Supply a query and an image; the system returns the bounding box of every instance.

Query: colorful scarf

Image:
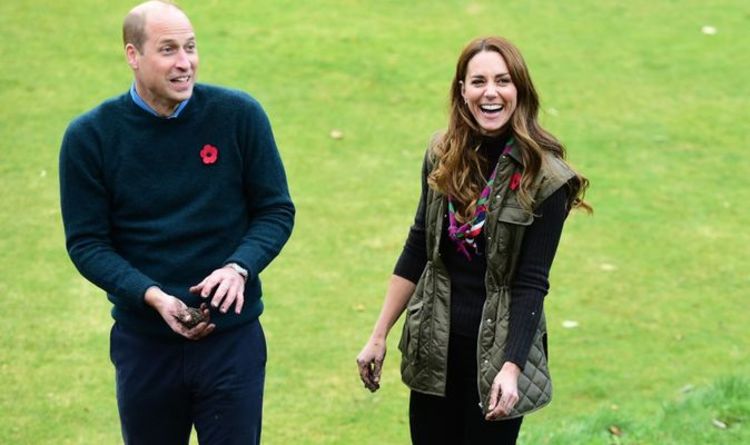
[447,138,514,260]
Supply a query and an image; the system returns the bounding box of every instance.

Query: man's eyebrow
[157,36,196,45]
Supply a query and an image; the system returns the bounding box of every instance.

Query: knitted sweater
[60,84,295,337]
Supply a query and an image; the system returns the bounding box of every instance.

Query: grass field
[1,0,749,443]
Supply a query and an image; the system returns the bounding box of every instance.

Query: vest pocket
[399,262,433,364]
[487,205,534,263]
[512,324,552,415]
[497,205,533,225]
[399,300,424,362]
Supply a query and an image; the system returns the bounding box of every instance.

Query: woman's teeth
[480,104,503,112]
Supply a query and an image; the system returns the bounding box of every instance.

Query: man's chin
[170,83,195,100]
[172,91,193,103]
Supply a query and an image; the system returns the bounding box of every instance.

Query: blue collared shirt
[129,83,190,118]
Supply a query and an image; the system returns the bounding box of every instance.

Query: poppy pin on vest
[509,172,521,190]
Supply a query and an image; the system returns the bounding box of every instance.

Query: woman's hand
[486,361,522,420]
[356,337,387,392]
[356,275,417,393]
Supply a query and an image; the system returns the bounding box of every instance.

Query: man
[59,1,294,443]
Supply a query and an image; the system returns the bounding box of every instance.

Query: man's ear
[125,43,139,70]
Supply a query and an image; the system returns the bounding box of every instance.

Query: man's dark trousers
[110,319,266,444]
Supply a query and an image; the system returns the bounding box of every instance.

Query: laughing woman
[356,36,590,444]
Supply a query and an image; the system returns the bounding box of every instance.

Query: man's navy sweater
[60,84,295,337]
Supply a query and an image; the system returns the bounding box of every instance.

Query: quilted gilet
[398,138,577,419]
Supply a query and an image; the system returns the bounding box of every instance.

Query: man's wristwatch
[226,263,248,280]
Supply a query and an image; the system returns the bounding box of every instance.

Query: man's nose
[175,49,191,70]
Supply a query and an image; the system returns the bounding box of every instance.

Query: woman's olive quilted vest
[398,139,576,419]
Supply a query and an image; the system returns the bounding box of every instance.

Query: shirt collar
[129,83,190,119]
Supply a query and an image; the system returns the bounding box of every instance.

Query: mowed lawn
[1,0,748,443]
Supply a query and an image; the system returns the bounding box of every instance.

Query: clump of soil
[179,307,207,328]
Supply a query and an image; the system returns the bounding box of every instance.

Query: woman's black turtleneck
[393,135,570,367]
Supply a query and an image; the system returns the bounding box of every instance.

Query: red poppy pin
[200,144,219,165]
[509,172,521,191]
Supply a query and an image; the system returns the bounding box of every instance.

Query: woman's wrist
[369,330,387,343]
[501,361,522,376]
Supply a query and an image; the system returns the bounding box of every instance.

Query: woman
[356,36,590,444]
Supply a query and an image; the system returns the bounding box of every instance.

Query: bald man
[59,1,294,443]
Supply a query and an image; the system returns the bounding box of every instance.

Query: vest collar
[506,142,524,166]
[479,132,523,166]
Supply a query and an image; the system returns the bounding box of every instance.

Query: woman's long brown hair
[428,36,590,221]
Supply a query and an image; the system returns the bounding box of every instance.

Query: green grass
[1,0,748,443]
[522,376,750,445]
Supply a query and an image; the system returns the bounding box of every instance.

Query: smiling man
[59,1,294,443]
[124,1,198,116]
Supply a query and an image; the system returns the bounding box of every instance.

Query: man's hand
[356,337,387,392]
[144,287,215,340]
[189,265,246,314]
